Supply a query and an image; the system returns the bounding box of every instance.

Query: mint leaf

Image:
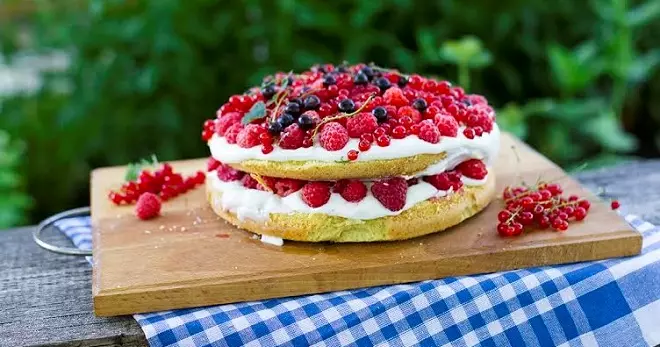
[241,101,267,124]
[124,155,159,181]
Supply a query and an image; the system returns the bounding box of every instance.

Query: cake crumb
[180,227,186,232]
[159,225,165,230]
[144,230,151,234]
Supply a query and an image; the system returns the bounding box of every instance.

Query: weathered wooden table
[2,160,659,347]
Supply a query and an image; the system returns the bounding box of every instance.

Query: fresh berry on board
[135,192,162,220]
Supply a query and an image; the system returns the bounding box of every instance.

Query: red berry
[302,137,313,148]
[391,126,406,139]
[135,192,161,220]
[539,189,552,200]
[551,218,565,231]
[457,159,488,179]
[202,129,213,141]
[611,200,620,210]
[434,115,459,137]
[207,157,221,172]
[376,135,390,147]
[497,223,517,237]
[497,210,512,222]
[396,106,422,123]
[568,195,579,201]
[241,175,259,189]
[408,75,424,89]
[437,81,451,94]
[537,215,551,229]
[109,191,124,205]
[511,222,524,235]
[274,178,304,197]
[410,124,421,135]
[533,204,544,215]
[358,140,371,151]
[346,112,378,138]
[335,180,368,202]
[319,122,350,151]
[424,172,453,191]
[463,128,475,139]
[279,124,305,149]
[374,127,387,137]
[261,144,274,154]
[417,120,441,144]
[574,207,587,221]
[360,133,374,143]
[236,124,266,148]
[382,87,409,107]
[301,182,331,208]
[224,123,243,144]
[546,183,563,196]
[519,211,534,225]
[259,132,273,146]
[216,164,245,182]
[473,126,484,137]
[347,150,359,161]
[371,177,408,211]
[215,112,242,136]
[578,199,591,211]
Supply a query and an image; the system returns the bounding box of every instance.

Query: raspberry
[274,178,304,197]
[224,123,243,144]
[457,159,488,179]
[237,124,266,148]
[279,124,305,149]
[396,106,422,123]
[466,94,487,105]
[346,112,378,138]
[214,112,242,136]
[424,172,453,190]
[371,177,407,211]
[434,115,459,137]
[135,192,161,220]
[465,109,494,132]
[207,157,221,172]
[257,176,277,191]
[382,87,409,107]
[216,163,245,182]
[319,122,349,151]
[417,120,441,144]
[334,179,367,202]
[241,174,259,189]
[301,182,331,207]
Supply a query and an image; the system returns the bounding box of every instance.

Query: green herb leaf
[241,101,267,125]
[124,155,159,181]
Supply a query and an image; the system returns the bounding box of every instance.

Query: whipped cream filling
[208,124,500,171]
[208,171,489,222]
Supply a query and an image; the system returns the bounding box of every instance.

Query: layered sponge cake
[202,63,499,243]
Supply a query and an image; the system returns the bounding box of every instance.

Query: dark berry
[354,72,369,85]
[262,85,276,99]
[284,103,301,116]
[412,98,427,111]
[462,99,472,106]
[277,114,295,128]
[361,66,374,79]
[374,77,391,91]
[298,114,315,129]
[337,64,348,73]
[303,95,321,110]
[397,76,408,87]
[372,106,388,123]
[268,121,283,135]
[323,74,336,86]
[289,97,302,105]
[338,99,356,113]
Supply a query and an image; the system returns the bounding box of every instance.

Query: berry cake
[202,63,500,243]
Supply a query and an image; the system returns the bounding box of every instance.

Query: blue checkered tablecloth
[55,215,660,347]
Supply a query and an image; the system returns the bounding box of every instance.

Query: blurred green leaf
[628,49,660,84]
[626,1,660,27]
[496,103,528,139]
[439,36,492,68]
[583,113,638,152]
[547,44,602,94]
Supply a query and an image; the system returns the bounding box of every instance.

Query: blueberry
[338,99,356,113]
[462,99,472,106]
[372,106,388,123]
[323,74,336,86]
[288,97,302,105]
[268,121,283,135]
[412,98,427,111]
[277,114,295,128]
[303,95,321,110]
[354,72,369,85]
[337,64,349,73]
[284,102,301,116]
[374,77,391,91]
[397,76,408,87]
[361,66,374,79]
[262,85,277,99]
[298,114,315,129]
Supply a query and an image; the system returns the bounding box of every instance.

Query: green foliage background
[1,0,659,227]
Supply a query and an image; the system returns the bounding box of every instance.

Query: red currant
[358,140,371,151]
[498,210,512,222]
[376,135,391,147]
[611,200,620,210]
[347,150,359,161]
[463,128,475,139]
[391,126,406,139]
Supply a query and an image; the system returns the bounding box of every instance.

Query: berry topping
[215,112,242,136]
[274,178,304,197]
[224,123,243,144]
[396,106,422,123]
[298,112,316,130]
[284,103,302,117]
[303,95,321,110]
[319,122,349,151]
[372,106,388,123]
[241,174,259,189]
[371,177,408,211]
[457,159,487,179]
[382,87,409,107]
[262,85,277,99]
[237,124,266,148]
[207,157,221,172]
[301,182,331,208]
[346,112,378,138]
[279,124,305,149]
[354,71,369,85]
[268,121,283,135]
[412,98,427,111]
[374,77,391,91]
[434,115,459,137]
[216,163,245,182]
[323,74,336,86]
[135,193,161,220]
[335,180,367,202]
[347,149,359,161]
[417,120,441,144]
[338,98,356,113]
[277,114,295,128]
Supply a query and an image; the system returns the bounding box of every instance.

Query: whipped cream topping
[208,124,500,170]
[208,171,489,222]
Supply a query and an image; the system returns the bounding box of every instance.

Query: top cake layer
[203,63,498,180]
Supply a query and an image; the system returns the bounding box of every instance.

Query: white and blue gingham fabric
[55,214,660,347]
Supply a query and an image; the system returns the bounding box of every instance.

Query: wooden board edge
[92,231,642,316]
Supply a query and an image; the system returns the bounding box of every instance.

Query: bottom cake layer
[205,174,496,243]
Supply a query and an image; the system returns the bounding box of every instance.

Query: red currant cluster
[108,163,206,205]
[496,182,592,236]
[203,63,495,160]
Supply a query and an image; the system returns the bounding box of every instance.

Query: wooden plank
[90,134,642,316]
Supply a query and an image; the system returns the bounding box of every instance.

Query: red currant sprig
[108,163,206,205]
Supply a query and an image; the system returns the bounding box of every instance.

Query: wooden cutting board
[90,134,641,316]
